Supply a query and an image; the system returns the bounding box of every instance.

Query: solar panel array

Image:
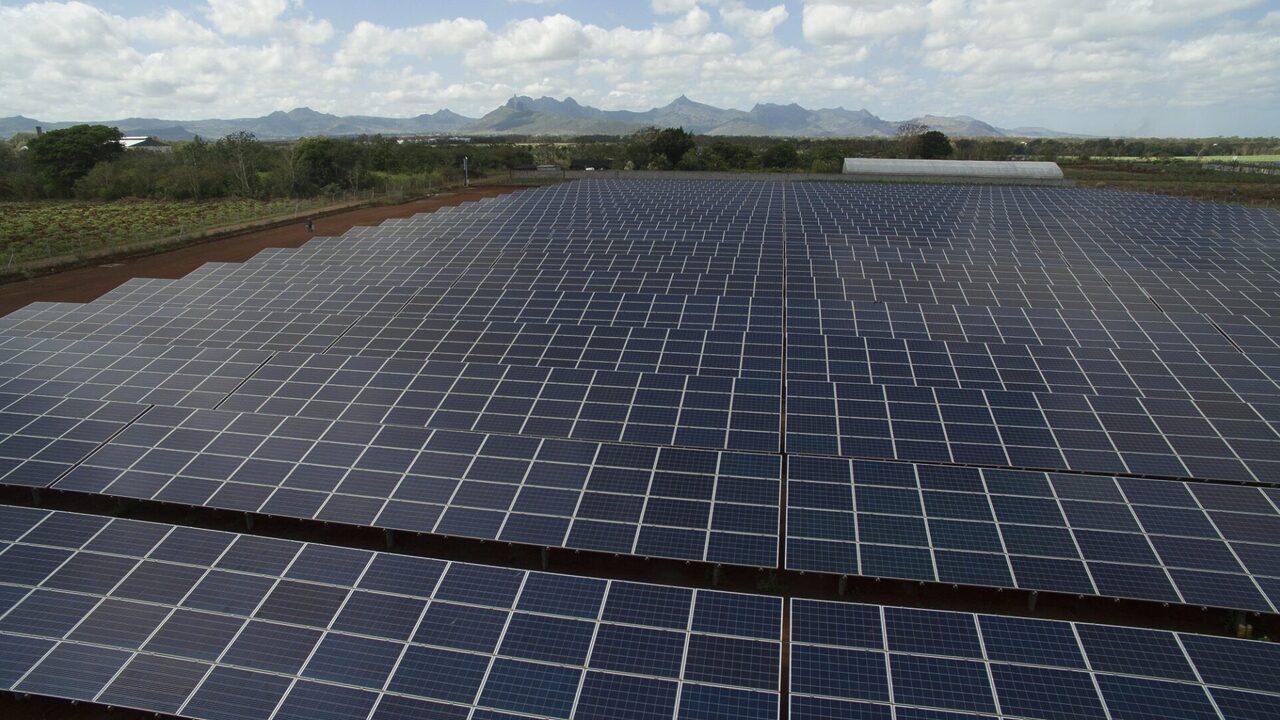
[790,598,1280,720]
[2,507,1277,720]
[0,506,782,720]
[1,179,1279,718]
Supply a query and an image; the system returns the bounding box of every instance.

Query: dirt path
[0,185,523,316]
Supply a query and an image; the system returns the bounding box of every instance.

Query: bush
[26,124,124,196]
[761,142,799,170]
[919,131,953,159]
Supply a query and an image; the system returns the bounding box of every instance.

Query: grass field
[1062,161,1280,208]
[0,198,324,266]
[1186,155,1280,163]
[1096,155,1280,163]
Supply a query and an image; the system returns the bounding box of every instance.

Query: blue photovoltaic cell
[97,654,210,714]
[601,582,693,629]
[884,607,983,658]
[181,666,293,720]
[144,609,244,661]
[273,681,379,720]
[792,645,889,701]
[977,615,1087,669]
[302,633,402,688]
[1076,625,1197,681]
[1179,634,1280,694]
[989,663,1105,720]
[0,633,55,688]
[388,645,488,704]
[1094,674,1219,720]
[477,658,581,718]
[414,601,507,652]
[221,621,322,674]
[515,573,606,619]
[678,684,778,720]
[0,589,99,638]
[889,654,996,713]
[589,623,686,677]
[16,643,132,701]
[576,671,679,720]
[498,613,594,665]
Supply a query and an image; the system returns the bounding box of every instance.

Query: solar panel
[790,598,1280,720]
[52,406,780,567]
[0,506,781,719]
[787,380,1280,484]
[785,456,1280,610]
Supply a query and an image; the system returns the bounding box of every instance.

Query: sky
[1,0,1278,137]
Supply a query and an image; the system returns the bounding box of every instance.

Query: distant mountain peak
[0,96,1084,140]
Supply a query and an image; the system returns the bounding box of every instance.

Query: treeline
[5,123,1278,202]
[0,125,535,201]
[1055,137,1280,159]
[536,128,957,173]
[551,133,1280,171]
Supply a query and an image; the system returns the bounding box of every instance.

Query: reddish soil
[0,185,523,316]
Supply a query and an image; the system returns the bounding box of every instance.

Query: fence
[1204,163,1280,176]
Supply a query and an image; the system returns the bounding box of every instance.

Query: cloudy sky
[2,0,1278,136]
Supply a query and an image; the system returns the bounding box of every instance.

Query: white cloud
[803,1,929,44]
[667,7,712,36]
[204,0,289,37]
[335,18,490,67]
[129,9,222,47]
[0,0,1274,134]
[719,2,789,38]
[466,12,734,71]
[466,14,588,67]
[652,0,701,15]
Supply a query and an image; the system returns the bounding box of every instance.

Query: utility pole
[463,156,469,187]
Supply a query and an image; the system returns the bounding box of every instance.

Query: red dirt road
[0,185,523,316]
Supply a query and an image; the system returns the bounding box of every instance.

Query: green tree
[294,137,368,192]
[896,121,928,158]
[649,127,696,166]
[216,131,263,196]
[761,142,799,169]
[74,151,172,200]
[708,140,754,169]
[919,131,953,159]
[26,124,123,195]
[171,136,219,200]
[624,127,658,169]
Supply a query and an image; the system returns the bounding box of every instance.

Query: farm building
[118,135,170,152]
[844,157,1064,183]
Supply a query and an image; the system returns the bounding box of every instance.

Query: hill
[1,97,1083,140]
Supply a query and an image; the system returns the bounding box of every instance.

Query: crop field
[1063,160,1280,208]
[1186,154,1280,163]
[0,198,315,266]
[1098,155,1280,163]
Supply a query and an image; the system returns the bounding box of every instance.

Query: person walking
[305,217,315,232]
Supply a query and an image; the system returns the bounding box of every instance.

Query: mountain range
[0,96,1087,140]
